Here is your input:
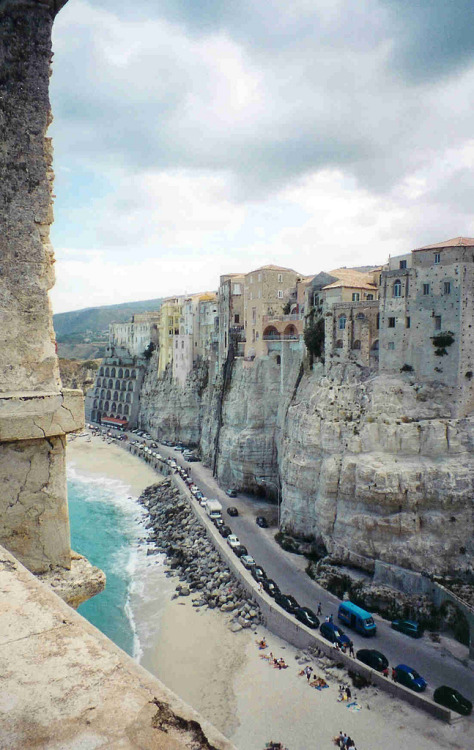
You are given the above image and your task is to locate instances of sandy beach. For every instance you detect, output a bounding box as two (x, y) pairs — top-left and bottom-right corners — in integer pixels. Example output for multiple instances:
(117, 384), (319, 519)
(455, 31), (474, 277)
(66, 433), (473, 750)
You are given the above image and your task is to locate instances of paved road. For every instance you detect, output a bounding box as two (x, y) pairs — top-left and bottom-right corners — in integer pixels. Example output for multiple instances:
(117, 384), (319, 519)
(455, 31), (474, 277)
(125, 432), (474, 705)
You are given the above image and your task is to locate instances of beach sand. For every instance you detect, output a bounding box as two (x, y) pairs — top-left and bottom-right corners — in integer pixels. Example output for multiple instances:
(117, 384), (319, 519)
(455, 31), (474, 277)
(66, 433), (473, 750)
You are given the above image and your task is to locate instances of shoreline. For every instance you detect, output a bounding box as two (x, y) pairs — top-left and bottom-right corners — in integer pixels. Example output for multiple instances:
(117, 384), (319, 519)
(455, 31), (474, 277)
(66, 433), (472, 750)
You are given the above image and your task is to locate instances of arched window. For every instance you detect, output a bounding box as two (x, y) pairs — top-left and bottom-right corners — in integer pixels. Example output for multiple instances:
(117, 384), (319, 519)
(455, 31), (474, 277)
(336, 339), (343, 348)
(126, 393), (132, 403)
(371, 340), (379, 351)
(393, 279), (402, 298)
(263, 326), (279, 339)
(111, 368), (116, 377)
(99, 367), (104, 376)
(128, 382), (133, 391)
(93, 399), (98, 408)
(125, 369), (130, 378)
(108, 379), (113, 389)
(121, 382), (127, 391)
(356, 313), (365, 320)
(119, 392), (125, 402)
(116, 404), (122, 415)
(113, 391), (119, 401)
(124, 404), (130, 416)
(338, 315), (346, 330)
(104, 401), (110, 411)
(284, 324), (297, 338)
(105, 367), (110, 377)
(118, 368), (123, 378)
(115, 379), (121, 390)
(276, 355), (281, 365)
(131, 370), (137, 379)
(100, 389), (105, 398)
(106, 390), (111, 400)
(352, 340), (361, 350)
(111, 402), (117, 412)
(96, 377), (101, 387)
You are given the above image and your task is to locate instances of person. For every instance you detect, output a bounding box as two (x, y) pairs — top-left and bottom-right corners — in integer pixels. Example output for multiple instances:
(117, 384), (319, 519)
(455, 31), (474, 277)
(382, 666), (389, 678)
(392, 667), (397, 681)
(305, 665), (313, 681)
(317, 601), (322, 616)
(349, 641), (354, 658)
(345, 686), (352, 699)
(329, 613), (334, 623)
(325, 615), (330, 623)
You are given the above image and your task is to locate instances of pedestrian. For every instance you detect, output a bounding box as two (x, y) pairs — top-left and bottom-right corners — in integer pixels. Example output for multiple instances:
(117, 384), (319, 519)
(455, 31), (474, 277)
(391, 667), (397, 681)
(345, 686), (351, 699)
(329, 613), (333, 623)
(317, 601), (322, 616)
(325, 615), (330, 623)
(349, 641), (354, 658)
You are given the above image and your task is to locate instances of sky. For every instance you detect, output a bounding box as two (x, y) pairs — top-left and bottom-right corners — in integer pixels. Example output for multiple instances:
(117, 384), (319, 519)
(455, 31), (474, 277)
(49, 0), (474, 313)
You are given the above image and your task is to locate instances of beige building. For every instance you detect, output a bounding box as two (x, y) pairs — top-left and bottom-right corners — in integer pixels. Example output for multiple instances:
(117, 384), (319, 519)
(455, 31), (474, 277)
(158, 296), (184, 374)
(243, 265), (302, 358)
(109, 311), (160, 358)
(217, 274), (245, 366)
(172, 292), (218, 385)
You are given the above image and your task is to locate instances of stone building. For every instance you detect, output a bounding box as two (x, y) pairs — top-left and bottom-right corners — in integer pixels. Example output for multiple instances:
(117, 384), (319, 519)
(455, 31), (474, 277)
(109, 311), (160, 358)
(173, 292), (218, 385)
(243, 265), (302, 358)
(217, 273), (245, 366)
(85, 350), (146, 429)
(157, 296), (183, 374)
(379, 237), (474, 417)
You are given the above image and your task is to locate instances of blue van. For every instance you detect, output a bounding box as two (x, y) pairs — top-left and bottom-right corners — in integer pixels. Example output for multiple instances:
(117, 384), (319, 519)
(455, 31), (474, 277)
(338, 601), (377, 636)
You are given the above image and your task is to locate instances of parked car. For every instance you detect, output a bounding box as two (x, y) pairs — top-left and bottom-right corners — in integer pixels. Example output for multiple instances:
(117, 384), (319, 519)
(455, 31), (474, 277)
(227, 506), (239, 516)
(226, 489), (237, 498)
(393, 664), (427, 692)
(241, 555), (256, 569)
(433, 686), (472, 716)
(391, 619), (424, 639)
(233, 544), (248, 558)
(219, 524), (232, 538)
(274, 592), (299, 615)
(199, 497), (208, 507)
(294, 606), (320, 630)
(251, 566), (267, 582)
(213, 517), (224, 528)
(320, 621), (351, 648)
(356, 649), (389, 672)
(227, 535), (240, 549)
(262, 578), (280, 597)
(256, 516), (268, 528)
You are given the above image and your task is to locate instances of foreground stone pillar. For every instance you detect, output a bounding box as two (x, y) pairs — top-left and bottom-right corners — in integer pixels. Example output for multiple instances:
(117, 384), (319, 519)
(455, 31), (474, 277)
(0, 0), (83, 573)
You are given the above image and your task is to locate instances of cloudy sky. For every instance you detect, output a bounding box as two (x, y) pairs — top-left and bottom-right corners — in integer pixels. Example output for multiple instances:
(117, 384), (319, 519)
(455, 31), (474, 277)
(50, 0), (474, 313)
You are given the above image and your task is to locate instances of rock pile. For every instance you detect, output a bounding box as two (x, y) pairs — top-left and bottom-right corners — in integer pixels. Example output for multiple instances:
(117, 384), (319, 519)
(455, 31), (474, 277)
(139, 481), (262, 632)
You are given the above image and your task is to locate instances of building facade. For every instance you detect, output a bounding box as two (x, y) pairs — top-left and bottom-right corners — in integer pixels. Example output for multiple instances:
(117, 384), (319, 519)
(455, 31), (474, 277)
(109, 311), (160, 358)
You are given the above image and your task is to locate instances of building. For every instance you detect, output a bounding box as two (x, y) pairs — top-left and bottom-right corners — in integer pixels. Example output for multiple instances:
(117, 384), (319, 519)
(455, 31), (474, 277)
(172, 292), (218, 385)
(109, 311), (160, 358)
(158, 296), (184, 374)
(243, 265), (303, 358)
(217, 274), (245, 366)
(379, 237), (474, 416)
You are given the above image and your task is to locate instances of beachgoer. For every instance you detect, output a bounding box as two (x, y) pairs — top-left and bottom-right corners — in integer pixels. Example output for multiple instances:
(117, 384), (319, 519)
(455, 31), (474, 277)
(345, 686), (351, 699)
(317, 601), (322, 616)
(329, 613), (333, 623)
(382, 666), (389, 678)
(325, 615), (330, 623)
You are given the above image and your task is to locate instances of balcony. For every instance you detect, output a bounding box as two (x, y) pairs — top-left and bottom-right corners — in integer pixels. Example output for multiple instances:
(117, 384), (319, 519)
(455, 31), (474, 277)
(262, 333), (300, 341)
(262, 313), (301, 323)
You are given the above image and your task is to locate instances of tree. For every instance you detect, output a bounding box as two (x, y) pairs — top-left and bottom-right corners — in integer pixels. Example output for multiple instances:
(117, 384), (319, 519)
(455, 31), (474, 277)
(304, 318), (325, 360)
(143, 342), (156, 360)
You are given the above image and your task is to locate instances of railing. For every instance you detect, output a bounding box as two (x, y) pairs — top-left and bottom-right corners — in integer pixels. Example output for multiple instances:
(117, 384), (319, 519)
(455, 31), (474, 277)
(262, 314), (302, 323)
(263, 334), (300, 341)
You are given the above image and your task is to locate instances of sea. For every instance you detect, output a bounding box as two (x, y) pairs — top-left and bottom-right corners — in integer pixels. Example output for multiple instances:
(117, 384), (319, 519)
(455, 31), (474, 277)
(67, 462), (174, 662)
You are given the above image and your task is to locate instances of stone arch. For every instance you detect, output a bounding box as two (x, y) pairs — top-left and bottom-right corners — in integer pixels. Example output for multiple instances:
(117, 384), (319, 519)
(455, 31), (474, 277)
(131, 369), (137, 379)
(100, 389), (105, 398)
(284, 324), (297, 337)
(126, 392), (132, 403)
(99, 367), (104, 376)
(113, 391), (119, 401)
(106, 390), (111, 400)
(128, 382), (133, 391)
(371, 339), (379, 351)
(124, 404), (130, 416)
(335, 339), (343, 348)
(125, 369), (130, 378)
(104, 401), (110, 411)
(119, 392), (125, 402)
(108, 379), (113, 389)
(93, 399), (98, 408)
(121, 382), (127, 391)
(352, 340), (361, 350)
(96, 377), (101, 387)
(263, 326), (279, 339)
(111, 402), (117, 412)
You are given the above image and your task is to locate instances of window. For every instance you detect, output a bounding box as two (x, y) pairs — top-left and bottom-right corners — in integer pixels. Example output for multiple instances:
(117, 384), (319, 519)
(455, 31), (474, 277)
(388, 317), (396, 328)
(258, 289), (261, 298)
(388, 341), (395, 350)
(233, 283), (241, 295)
(393, 279), (402, 297)
(258, 273), (262, 282)
(444, 281), (451, 295)
(352, 340), (361, 350)
(366, 294), (374, 300)
(278, 273), (283, 283)
(399, 260), (407, 269)
(338, 314), (346, 330)
(252, 307), (256, 323)
(434, 253), (441, 264)
(277, 290), (283, 299)
(250, 276), (253, 284)
(234, 314), (240, 324)
(336, 339), (343, 348)
(423, 283), (430, 295)
(406, 316), (411, 328)
(352, 292), (360, 301)
(181, 341), (184, 349)
(434, 315), (442, 330)
(376, 313), (380, 329)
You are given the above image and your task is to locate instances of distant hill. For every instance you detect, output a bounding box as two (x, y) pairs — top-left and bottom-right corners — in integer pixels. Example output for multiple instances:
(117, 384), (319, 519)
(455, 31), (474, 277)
(53, 298), (163, 339)
(53, 298), (162, 360)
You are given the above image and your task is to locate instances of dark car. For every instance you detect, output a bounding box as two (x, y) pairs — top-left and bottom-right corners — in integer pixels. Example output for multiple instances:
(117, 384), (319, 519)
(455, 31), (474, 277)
(227, 506), (239, 516)
(274, 592), (299, 615)
(251, 566), (267, 582)
(320, 621), (351, 647)
(356, 649), (389, 672)
(262, 578), (280, 597)
(393, 664), (427, 692)
(219, 524), (232, 538)
(226, 489), (237, 498)
(213, 517), (224, 529)
(294, 606), (320, 630)
(433, 686), (472, 716)
(233, 544), (248, 558)
(391, 619), (424, 639)
(256, 516), (269, 528)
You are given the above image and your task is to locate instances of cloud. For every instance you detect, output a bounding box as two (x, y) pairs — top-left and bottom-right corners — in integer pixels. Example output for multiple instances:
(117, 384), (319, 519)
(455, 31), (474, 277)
(49, 0), (474, 311)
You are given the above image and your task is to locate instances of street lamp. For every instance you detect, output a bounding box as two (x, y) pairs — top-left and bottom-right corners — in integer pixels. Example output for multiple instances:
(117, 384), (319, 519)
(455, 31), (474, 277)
(257, 476), (281, 528)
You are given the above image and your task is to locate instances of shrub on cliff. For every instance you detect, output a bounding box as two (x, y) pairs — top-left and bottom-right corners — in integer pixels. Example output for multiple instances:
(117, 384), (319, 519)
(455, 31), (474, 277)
(304, 318), (325, 362)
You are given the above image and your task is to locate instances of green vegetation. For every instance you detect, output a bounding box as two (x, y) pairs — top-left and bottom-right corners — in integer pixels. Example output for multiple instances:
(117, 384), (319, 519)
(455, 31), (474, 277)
(431, 331), (455, 356)
(53, 297), (163, 339)
(304, 317), (325, 360)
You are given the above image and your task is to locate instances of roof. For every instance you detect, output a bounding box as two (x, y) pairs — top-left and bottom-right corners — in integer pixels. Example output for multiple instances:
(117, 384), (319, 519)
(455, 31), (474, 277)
(250, 264), (300, 274)
(413, 236), (474, 251)
(323, 267), (378, 292)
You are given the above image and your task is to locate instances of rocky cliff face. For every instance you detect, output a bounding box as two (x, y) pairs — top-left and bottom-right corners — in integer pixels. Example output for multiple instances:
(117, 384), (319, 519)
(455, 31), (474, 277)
(139, 351), (473, 579)
(280, 364), (473, 577)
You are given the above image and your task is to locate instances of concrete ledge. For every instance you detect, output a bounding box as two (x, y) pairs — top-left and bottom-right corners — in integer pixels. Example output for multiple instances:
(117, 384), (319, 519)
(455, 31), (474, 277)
(36, 549), (106, 608)
(173, 474), (454, 724)
(0, 389), (84, 440)
(0, 545), (236, 749)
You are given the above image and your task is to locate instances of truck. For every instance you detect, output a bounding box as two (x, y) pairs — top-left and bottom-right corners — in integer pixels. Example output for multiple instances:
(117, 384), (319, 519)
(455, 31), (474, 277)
(205, 499), (223, 519)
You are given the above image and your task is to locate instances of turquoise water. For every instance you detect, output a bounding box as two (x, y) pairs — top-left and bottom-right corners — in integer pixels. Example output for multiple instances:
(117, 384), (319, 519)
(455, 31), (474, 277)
(67, 466), (145, 656)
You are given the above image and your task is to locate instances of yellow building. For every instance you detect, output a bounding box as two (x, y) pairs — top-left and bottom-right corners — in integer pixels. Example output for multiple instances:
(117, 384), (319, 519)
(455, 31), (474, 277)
(158, 296), (184, 374)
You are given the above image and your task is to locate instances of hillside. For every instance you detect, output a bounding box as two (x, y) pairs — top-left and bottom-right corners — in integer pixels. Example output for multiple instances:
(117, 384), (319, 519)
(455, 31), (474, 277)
(53, 298), (162, 359)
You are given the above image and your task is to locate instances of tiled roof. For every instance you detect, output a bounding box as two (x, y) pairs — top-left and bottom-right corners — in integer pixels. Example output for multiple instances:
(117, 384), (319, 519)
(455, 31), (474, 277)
(322, 267), (378, 291)
(413, 236), (474, 251)
(251, 264), (300, 273)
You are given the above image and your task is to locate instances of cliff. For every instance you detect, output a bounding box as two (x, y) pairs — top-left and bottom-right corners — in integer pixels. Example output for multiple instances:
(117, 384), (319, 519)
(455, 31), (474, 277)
(140, 353), (473, 581)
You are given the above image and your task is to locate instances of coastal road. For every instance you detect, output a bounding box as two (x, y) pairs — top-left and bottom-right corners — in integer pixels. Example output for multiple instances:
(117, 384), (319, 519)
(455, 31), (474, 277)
(126, 433), (474, 706)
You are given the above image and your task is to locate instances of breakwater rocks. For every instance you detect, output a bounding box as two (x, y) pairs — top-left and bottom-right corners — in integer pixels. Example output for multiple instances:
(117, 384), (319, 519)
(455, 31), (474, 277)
(139, 481), (261, 632)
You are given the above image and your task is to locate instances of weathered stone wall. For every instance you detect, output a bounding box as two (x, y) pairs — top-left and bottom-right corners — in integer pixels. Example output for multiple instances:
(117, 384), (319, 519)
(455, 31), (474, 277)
(0, 0), (83, 573)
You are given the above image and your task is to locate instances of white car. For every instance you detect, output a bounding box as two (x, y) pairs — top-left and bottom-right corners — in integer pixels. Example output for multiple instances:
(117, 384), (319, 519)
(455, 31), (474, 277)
(227, 535), (240, 549)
